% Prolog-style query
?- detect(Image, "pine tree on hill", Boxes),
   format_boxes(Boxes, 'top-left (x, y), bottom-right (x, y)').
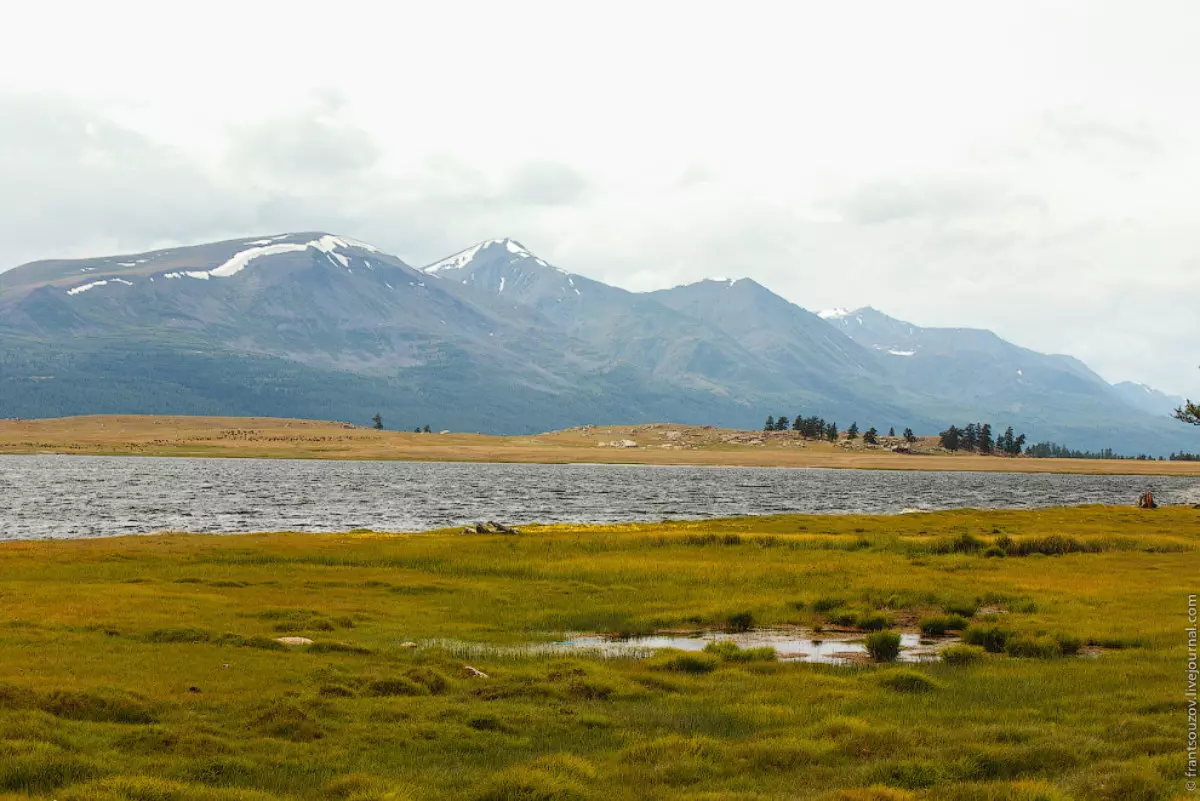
top-left (827, 422), bottom-right (838, 442)
top-left (888, 426), bottom-right (895, 437)
top-left (792, 416), bottom-right (804, 432)
top-left (903, 427), bottom-right (916, 443)
top-left (764, 416), bottom-right (775, 432)
top-left (980, 423), bottom-right (994, 454)
top-left (847, 422), bottom-right (859, 440)
top-left (1000, 426), bottom-right (1016, 454)
top-left (863, 427), bottom-right (878, 445)
top-left (940, 425), bottom-right (962, 451)
top-left (776, 416), bottom-right (789, 431)
top-left (963, 423), bottom-right (978, 452)
top-left (372, 413), bottom-right (383, 430)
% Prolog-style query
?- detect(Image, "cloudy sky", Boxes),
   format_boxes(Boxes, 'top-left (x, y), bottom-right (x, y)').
top-left (2, 1), bottom-right (1197, 395)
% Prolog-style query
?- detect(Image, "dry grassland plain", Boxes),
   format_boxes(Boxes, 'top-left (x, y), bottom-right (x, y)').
top-left (2, 415), bottom-right (1198, 476)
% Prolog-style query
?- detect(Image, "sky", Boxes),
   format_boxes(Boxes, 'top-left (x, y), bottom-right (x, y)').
top-left (1, 0), bottom-right (1197, 396)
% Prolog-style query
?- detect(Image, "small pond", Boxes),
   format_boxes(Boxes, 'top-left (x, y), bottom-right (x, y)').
top-left (560, 630), bottom-right (948, 665)
top-left (426, 629), bottom-right (954, 665)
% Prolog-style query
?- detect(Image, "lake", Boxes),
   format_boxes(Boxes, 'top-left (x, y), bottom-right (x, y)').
top-left (1, 455), bottom-right (1197, 540)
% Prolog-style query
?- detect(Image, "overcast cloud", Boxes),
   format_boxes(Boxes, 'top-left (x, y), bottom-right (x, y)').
top-left (1, 0), bottom-right (1197, 396)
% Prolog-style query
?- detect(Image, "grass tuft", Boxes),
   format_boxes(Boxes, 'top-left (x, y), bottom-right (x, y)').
top-left (940, 644), bottom-right (987, 665)
top-left (919, 615), bottom-right (970, 636)
top-left (703, 641), bottom-right (777, 663)
top-left (648, 650), bottom-right (720, 674)
top-left (878, 670), bottom-right (941, 693)
top-left (865, 631), bottom-right (902, 662)
top-left (1004, 636), bottom-right (1063, 659)
top-left (962, 625), bottom-right (1014, 653)
top-left (367, 677), bottom-right (428, 697)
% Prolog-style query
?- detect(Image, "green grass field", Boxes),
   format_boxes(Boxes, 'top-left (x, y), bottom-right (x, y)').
top-left (0, 507), bottom-right (1195, 799)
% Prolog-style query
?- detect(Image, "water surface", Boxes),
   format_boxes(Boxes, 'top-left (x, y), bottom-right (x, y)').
top-left (1, 455), bottom-right (1196, 540)
top-left (559, 630), bottom-right (945, 665)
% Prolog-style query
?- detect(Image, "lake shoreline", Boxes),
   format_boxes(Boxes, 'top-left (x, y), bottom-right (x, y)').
top-left (3, 414), bottom-right (1200, 476)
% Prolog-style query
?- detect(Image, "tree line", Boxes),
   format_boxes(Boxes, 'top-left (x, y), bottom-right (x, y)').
top-left (1023, 442), bottom-right (1122, 459)
top-left (763, 414), bottom-right (916, 446)
top-left (938, 422), bottom-right (1026, 455)
top-left (1024, 441), bottom-right (1175, 461)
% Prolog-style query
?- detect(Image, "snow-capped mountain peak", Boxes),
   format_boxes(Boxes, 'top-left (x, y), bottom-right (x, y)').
top-left (423, 238), bottom-right (553, 275)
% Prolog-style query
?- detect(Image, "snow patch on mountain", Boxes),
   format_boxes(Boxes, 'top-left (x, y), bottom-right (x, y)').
top-left (425, 242), bottom-right (488, 274)
top-left (66, 277), bottom-right (134, 296)
top-left (68, 280), bottom-right (108, 295)
top-left (205, 243), bottom-right (310, 278)
top-left (423, 238), bottom-right (561, 276)
top-left (817, 307), bottom-right (853, 319)
top-left (156, 235), bottom-right (371, 281)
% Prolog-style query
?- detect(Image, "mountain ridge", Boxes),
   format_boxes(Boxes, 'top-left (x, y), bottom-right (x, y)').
top-left (2, 233), bottom-right (1196, 454)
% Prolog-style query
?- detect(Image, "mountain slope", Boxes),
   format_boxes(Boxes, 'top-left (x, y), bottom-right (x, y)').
top-left (819, 306), bottom-right (1114, 402)
top-left (647, 279), bottom-right (959, 428)
top-left (3, 233), bottom-right (1197, 454)
top-left (818, 306), bottom-right (1199, 453)
top-left (1112, 381), bottom-right (1187, 418)
top-left (0, 234), bottom-right (754, 432)
top-left (422, 240), bottom-right (798, 395)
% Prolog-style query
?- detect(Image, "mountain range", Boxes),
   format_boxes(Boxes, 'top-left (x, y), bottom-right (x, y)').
top-left (1, 232), bottom-right (1195, 455)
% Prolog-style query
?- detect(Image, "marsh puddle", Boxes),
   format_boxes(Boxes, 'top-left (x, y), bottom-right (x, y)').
top-left (428, 629), bottom-right (953, 665)
top-left (561, 630), bottom-right (947, 664)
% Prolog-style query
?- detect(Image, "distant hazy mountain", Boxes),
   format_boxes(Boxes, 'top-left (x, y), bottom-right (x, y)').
top-left (422, 245), bottom-right (934, 426)
top-left (819, 306), bottom-right (1114, 403)
top-left (1111, 381), bottom-right (1188, 418)
top-left (421, 239), bottom-right (792, 395)
top-left (2, 233), bottom-right (1197, 454)
top-left (818, 306), bottom-right (1196, 453)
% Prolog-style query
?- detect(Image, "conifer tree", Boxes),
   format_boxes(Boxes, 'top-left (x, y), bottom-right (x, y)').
top-left (963, 423), bottom-right (978, 452)
top-left (888, 426), bottom-right (895, 437)
top-left (764, 415), bottom-right (775, 432)
top-left (847, 422), bottom-right (859, 440)
top-left (792, 416), bottom-right (804, 432)
top-left (827, 422), bottom-right (838, 442)
top-left (1177, 400), bottom-right (1200, 425)
top-left (1000, 426), bottom-right (1016, 454)
top-left (372, 413), bottom-right (383, 430)
top-left (776, 416), bottom-right (789, 431)
top-left (863, 427), bottom-right (878, 445)
top-left (939, 425), bottom-right (961, 451)
top-left (979, 423), bottom-right (994, 454)
top-left (903, 427), bottom-right (916, 443)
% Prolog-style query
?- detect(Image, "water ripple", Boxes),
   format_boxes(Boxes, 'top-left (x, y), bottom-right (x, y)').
top-left (0, 455), bottom-right (1196, 541)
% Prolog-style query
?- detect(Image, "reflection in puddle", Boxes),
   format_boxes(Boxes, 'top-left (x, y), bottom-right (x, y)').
top-left (426, 629), bottom-right (955, 665)
top-left (562, 630), bottom-right (947, 664)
